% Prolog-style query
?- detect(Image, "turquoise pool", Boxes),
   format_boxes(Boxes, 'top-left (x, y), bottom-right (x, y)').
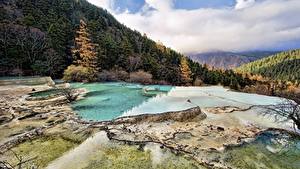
top-left (68, 83), bottom-right (299, 168)
top-left (71, 83), bottom-right (285, 122)
top-left (71, 82), bottom-right (173, 121)
top-left (224, 130), bottom-right (300, 169)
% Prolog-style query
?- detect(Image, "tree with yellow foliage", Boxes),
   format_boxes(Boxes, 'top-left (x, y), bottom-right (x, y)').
top-left (180, 57), bottom-right (192, 84)
top-left (63, 20), bottom-right (99, 82)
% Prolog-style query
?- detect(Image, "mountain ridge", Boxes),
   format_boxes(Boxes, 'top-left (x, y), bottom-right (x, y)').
top-left (0, 0), bottom-right (254, 88)
top-left (236, 49), bottom-right (300, 82)
top-left (189, 51), bottom-right (279, 69)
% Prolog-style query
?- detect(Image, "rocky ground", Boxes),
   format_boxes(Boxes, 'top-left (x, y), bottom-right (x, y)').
top-left (104, 108), bottom-right (263, 168)
top-left (0, 84), bottom-right (100, 168)
top-left (0, 83), bottom-right (297, 169)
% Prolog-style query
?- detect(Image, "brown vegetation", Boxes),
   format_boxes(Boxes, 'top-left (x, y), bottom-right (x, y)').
top-left (180, 57), bottom-right (192, 85)
top-left (97, 69), bottom-right (129, 82)
top-left (129, 70), bottom-right (153, 84)
top-left (60, 87), bottom-right (79, 103)
top-left (63, 20), bottom-right (99, 82)
top-left (63, 65), bottom-right (94, 82)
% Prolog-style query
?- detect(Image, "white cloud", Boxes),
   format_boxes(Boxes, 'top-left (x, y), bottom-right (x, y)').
top-left (145, 0), bottom-right (173, 11)
top-left (88, 0), bottom-right (114, 12)
top-left (89, 0), bottom-right (300, 53)
top-left (235, 0), bottom-right (256, 9)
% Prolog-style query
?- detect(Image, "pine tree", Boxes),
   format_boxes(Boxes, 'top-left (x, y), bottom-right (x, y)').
top-left (63, 20), bottom-right (99, 82)
top-left (180, 57), bottom-right (192, 84)
top-left (73, 20), bottom-right (98, 72)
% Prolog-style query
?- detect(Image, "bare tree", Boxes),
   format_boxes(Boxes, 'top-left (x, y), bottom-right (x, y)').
top-left (129, 70), bottom-right (153, 84)
top-left (17, 27), bottom-right (47, 64)
top-left (43, 48), bottom-right (64, 77)
top-left (261, 93), bottom-right (300, 130)
top-left (60, 87), bottom-right (79, 103)
top-left (128, 56), bottom-right (142, 72)
top-left (1, 24), bottom-right (48, 71)
top-left (0, 23), bottom-right (10, 58)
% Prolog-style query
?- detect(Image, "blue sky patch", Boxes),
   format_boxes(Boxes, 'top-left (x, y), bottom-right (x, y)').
top-left (112, 0), bottom-right (237, 13)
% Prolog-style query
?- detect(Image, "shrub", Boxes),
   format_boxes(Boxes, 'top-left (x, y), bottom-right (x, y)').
top-left (156, 80), bottom-right (169, 85)
top-left (97, 70), bottom-right (117, 81)
top-left (60, 87), bottom-right (79, 103)
top-left (63, 65), bottom-right (96, 82)
top-left (129, 70), bottom-right (153, 84)
top-left (97, 69), bottom-right (129, 82)
top-left (10, 68), bottom-right (24, 76)
top-left (193, 77), bottom-right (203, 86)
top-left (115, 70), bottom-right (129, 81)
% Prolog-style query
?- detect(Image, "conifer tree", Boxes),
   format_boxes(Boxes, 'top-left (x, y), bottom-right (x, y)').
top-left (180, 57), bottom-right (192, 84)
top-left (63, 20), bottom-right (99, 82)
top-left (73, 20), bottom-right (98, 73)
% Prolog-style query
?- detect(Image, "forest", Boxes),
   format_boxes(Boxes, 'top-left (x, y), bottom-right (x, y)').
top-left (236, 49), bottom-right (300, 82)
top-left (0, 1), bottom-right (300, 168)
top-left (1, 0), bottom-right (253, 88)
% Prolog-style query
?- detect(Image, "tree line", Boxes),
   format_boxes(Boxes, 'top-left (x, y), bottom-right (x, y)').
top-left (1, 0), bottom-right (253, 88)
top-left (236, 49), bottom-right (300, 82)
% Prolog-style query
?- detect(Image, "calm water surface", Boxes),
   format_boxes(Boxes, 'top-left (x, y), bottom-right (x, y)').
top-left (71, 83), bottom-right (283, 121)
top-left (71, 82), bottom-right (172, 121)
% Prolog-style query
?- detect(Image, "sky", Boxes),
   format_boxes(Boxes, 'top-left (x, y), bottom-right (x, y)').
top-left (88, 0), bottom-right (300, 54)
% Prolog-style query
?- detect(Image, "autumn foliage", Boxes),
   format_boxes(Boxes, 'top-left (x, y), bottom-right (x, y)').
top-left (63, 20), bottom-right (99, 82)
top-left (180, 57), bottom-right (192, 84)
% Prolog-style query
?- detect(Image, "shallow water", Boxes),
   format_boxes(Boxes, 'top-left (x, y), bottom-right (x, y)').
top-left (46, 131), bottom-right (204, 169)
top-left (123, 86), bottom-right (282, 117)
top-left (72, 83), bottom-right (283, 122)
top-left (71, 82), bottom-right (172, 121)
top-left (224, 130), bottom-right (300, 169)
top-left (65, 83), bottom-right (300, 168)
top-left (29, 88), bottom-right (63, 97)
top-left (46, 131), bottom-right (110, 169)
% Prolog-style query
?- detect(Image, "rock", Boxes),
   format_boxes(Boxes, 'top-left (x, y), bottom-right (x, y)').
top-left (137, 144), bottom-right (145, 151)
top-left (217, 126), bottom-right (225, 132)
top-left (208, 155), bottom-right (220, 163)
top-left (113, 107), bottom-right (206, 124)
top-left (0, 116), bottom-right (12, 124)
top-left (174, 132), bottom-right (193, 140)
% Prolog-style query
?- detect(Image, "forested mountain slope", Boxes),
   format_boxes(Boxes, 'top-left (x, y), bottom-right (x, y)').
top-left (189, 51), bottom-right (277, 69)
top-left (0, 0), bottom-right (252, 87)
top-left (236, 49), bottom-right (300, 82)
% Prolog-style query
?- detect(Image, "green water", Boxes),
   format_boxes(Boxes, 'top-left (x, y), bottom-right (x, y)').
top-left (71, 82), bottom-right (172, 121)
top-left (30, 89), bottom-right (63, 98)
top-left (70, 83), bottom-right (285, 121)
top-left (0, 76), bottom-right (40, 80)
top-left (66, 82), bottom-right (300, 168)
top-left (224, 130), bottom-right (300, 169)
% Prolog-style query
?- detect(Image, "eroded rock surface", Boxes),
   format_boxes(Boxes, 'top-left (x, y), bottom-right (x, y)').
top-left (1, 81), bottom-right (296, 169)
top-left (104, 106), bottom-right (265, 168)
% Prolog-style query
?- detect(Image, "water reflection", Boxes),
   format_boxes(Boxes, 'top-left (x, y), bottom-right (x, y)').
top-left (224, 130), bottom-right (300, 169)
top-left (72, 83), bottom-right (283, 122)
top-left (71, 82), bottom-right (173, 121)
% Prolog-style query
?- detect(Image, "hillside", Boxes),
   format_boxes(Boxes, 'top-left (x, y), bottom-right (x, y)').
top-left (189, 51), bottom-right (278, 69)
top-left (0, 0), bottom-right (252, 87)
top-left (0, 0), bottom-right (187, 83)
top-left (236, 49), bottom-right (300, 82)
